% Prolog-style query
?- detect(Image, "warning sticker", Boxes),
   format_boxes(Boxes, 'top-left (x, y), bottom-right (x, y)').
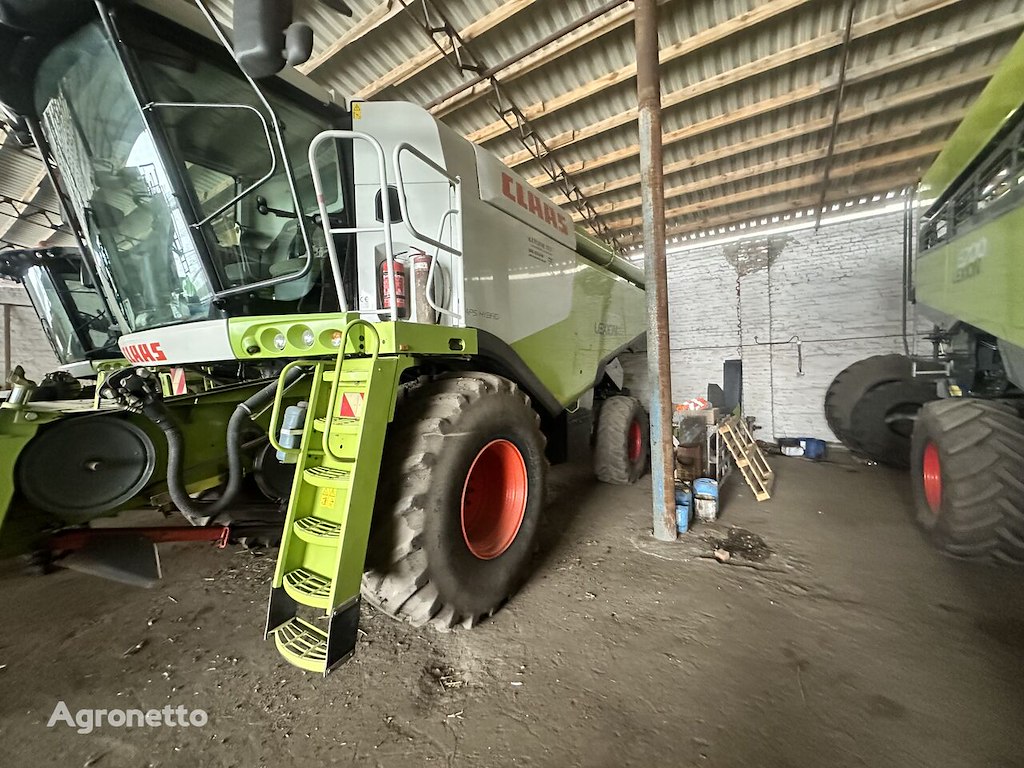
top-left (338, 392), bottom-right (365, 418)
top-left (169, 367), bottom-right (188, 396)
top-left (319, 487), bottom-right (337, 509)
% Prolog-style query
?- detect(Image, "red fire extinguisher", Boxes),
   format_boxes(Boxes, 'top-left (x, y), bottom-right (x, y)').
top-left (377, 251), bottom-right (408, 319)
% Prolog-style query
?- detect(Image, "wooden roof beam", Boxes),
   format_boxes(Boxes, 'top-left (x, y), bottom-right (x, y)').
top-left (550, 64), bottom-right (991, 205)
top-left (0, 166), bottom-right (47, 241)
top-left (468, 0), bottom-right (817, 145)
top-left (353, 0), bottom-right (536, 99)
top-left (429, 0), bottom-right (649, 117)
top-left (510, 3), bottom-right (1012, 178)
top-left (609, 143), bottom-right (942, 234)
top-left (621, 178), bottom-right (917, 246)
top-left (569, 111), bottom-right (963, 220)
top-left (298, 2), bottom-right (406, 75)
top-left (525, 6), bottom-right (1015, 191)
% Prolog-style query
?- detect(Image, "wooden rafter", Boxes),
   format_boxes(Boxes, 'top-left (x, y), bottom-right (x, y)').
top-left (622, 177), bottom-right (917, 245)
top-left (509, 2), bottom-right (1013, 180)
top-left (551, 65), bottom-right (992, 206)
top-left (353, 0), bottom-right (536, 99)
top-left (467, 0), bottom-right (816, 145)
top-left (0, 166), bottom-right (48, 242)
top-left (612, 144), bottom-right (941, 236)
top-left (525, 5), bottom-right (1014, 192)
top-left (571, 111), bottom-right (964, 220)
top-left (429, 0), bottom-right (649, 117)
top-left (298, 1), bottom-right (406, 75)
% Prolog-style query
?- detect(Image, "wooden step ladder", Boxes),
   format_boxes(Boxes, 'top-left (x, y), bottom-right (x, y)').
top-left (718, 416), bottom-right (774, 501)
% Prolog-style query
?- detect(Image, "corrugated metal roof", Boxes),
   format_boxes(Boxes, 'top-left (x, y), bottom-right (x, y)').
top-left (301, 0), bottom-right (1024, 247)
top-left (2, 0), bottom-right (1023, 252)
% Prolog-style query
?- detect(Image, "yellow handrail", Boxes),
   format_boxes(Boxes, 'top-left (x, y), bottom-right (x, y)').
top-left (267, 359), bottom-right (319, 455)
top-left (321, 319), bottom-right (382, 463)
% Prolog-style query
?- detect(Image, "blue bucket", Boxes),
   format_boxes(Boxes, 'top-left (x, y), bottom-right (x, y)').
top-left (693, 478), bottom-right (719, 522)
top-left (674, 486), bottom-right (692, 533)
top-left (693, 478), bottom-right (719, 500)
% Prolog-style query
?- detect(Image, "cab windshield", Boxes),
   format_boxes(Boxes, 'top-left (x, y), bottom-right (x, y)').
top-left (17, 255), bottom-right (121, 366)
top-left (33, 19), bottom-right (342, 333)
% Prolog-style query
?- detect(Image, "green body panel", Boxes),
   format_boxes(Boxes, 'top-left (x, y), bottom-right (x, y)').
top-left (0, 379), bottom-right (297, 557)
top-left (228, 314), bottom-right (477, 361)
top-left (511, 261), bottom-right (647, 406)
top-left (915, 29), bottom-right (1024, 345)
top-left (915, 204), bottom-right (1024, 347)
top-left (225, 289), bottom-right (648, 410)
top-left (918, 31), bottom-right (1024, 208)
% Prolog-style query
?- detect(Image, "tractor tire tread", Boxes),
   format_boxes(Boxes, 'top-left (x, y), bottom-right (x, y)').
top-left (361, 372), bottom-right (545, 629)
top-left (911, 398), bottom-right (1024, 564)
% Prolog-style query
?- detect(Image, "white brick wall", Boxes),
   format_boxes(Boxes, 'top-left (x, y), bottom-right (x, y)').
top-left (0, 280), bottom-right (59, 382)
top-left (666, 210), bottom-right (921, 442)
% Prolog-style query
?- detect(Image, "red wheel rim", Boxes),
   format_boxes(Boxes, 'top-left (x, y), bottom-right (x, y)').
top-left (628, 420), bottom-right (643, 463)
top-left (922, 441), bottom-right (942, 514)
top-left (461, 439), bottom-right (528, 560)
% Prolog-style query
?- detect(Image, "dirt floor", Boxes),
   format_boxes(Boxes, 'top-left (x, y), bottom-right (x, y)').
top-left (1, 454), bottom-right (1023, 768)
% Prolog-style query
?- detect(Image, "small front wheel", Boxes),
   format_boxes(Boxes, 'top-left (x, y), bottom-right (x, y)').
top-left (594, 395), bottom-right (649, 485)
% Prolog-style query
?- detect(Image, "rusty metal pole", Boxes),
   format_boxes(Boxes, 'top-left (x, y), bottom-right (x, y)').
top-left (3, 304), bottom-right (11, 382)
top-left (635, 0), bottom-right (675, 541)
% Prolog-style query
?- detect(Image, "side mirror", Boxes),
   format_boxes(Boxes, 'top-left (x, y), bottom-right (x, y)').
top-left (232, 0), bottom-right (315, 79)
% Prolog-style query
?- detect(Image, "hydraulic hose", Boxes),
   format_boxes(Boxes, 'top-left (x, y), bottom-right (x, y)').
top-left (177, 367), bottom-right (305, 524)
top-left (117, 367), bottom-right (307, 526)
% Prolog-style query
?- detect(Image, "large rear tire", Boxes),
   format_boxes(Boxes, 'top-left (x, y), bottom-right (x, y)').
top-left (824, 354), bottom-right (911, 449)
top-left (594, 395), bottom-right (649, 484)
top-left (910, 398), bottom-right (1024, 563)
top-left (361, 373), bottom-right (547, 629)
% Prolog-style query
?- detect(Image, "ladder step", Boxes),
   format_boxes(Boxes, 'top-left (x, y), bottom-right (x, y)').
top-left (303, 465), bottom-right (352, 487)
top-left (293, 515), bottom-right (343, 544)
top-left (272, 617), bottom-right (327, 673)
top-left (283, 567), bottom-right (333, 609)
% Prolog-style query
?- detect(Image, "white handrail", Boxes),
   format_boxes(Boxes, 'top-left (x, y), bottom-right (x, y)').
top-left (308, 130), bottom-right (397, 319)
top-left (392, 142), bottom-right (463, 257)
top-left (424, 209), bottom-right (461, 322)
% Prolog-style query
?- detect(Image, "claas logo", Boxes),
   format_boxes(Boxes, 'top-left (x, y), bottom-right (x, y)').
top-left (501, 173), bottom-right (569, 236)
top-left (121, 342), bottom-right (168, 364)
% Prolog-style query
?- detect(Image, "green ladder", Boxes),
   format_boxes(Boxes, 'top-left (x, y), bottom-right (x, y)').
top-left (264, 321), bottom-right (401, 674)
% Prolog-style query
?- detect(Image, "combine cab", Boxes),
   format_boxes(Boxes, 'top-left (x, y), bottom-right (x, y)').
top-left (0, 245), bottom-right (122, 399)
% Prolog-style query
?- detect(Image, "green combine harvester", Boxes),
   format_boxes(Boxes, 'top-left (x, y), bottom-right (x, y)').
top-left (0, 0), bottom-right (647, 673)
top-left (825, 30), bottom-right (1024, 563)
top-left (0, 245), bottom-right (123, 400)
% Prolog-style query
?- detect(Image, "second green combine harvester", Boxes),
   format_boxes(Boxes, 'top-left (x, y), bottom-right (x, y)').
top-left (825, 30), bottom-right (1024, 564)
top-left (0, 0), bottom-right (647, 673)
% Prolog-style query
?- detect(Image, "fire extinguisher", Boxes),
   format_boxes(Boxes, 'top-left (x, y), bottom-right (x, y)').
top-left (411, 249), bottom-right (437, 324)
top-left (377, 251), bottom-right (408, 319)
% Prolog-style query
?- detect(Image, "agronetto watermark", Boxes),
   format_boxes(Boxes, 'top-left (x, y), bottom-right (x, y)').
top-left (47, 701), bottom-right (208, 735)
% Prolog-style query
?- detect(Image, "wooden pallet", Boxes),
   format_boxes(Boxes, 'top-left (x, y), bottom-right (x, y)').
top-left (717, 416), bottom-right (774, 501)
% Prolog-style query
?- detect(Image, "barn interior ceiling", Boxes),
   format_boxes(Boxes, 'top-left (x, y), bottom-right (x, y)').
top-left (1, 0), bottom-right (1021, 253)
